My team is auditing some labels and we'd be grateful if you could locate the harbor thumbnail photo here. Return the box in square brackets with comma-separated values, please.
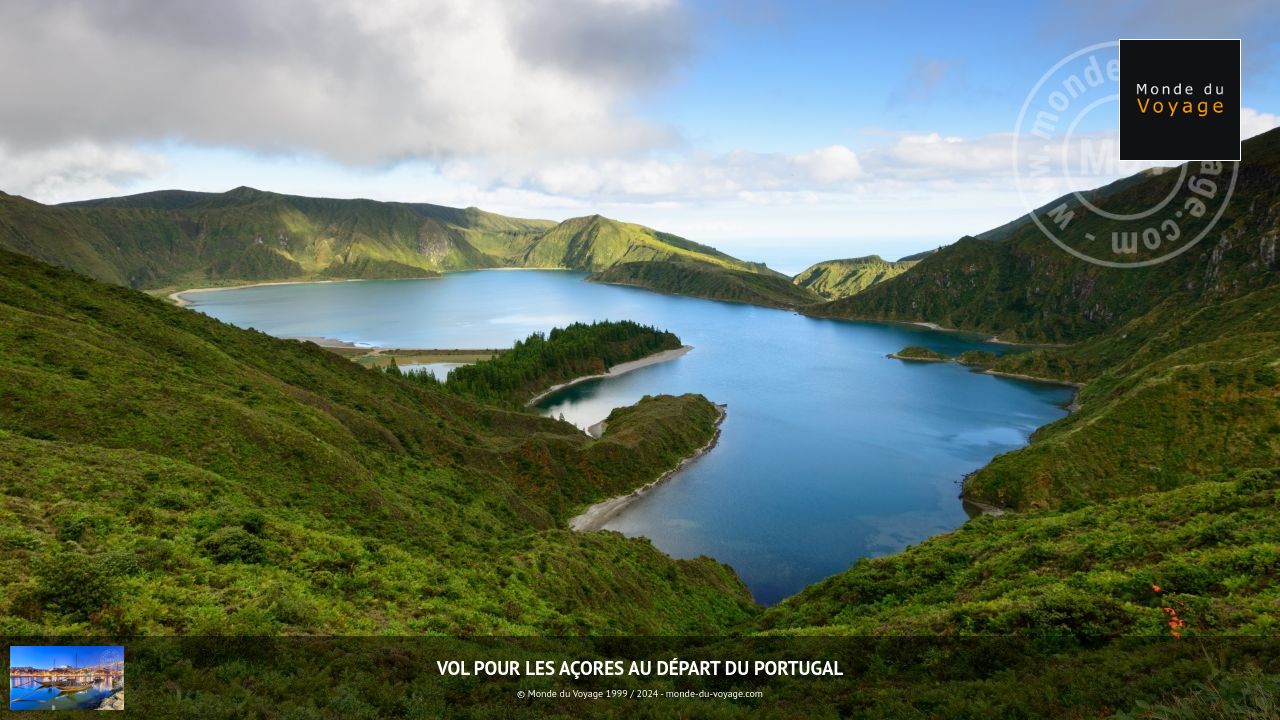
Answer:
[9, 645, 124, 711]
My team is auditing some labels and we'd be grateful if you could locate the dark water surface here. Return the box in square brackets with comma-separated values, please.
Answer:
[184, 272, 1072, 603]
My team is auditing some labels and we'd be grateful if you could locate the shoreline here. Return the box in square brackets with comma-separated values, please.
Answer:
[984, 369, 1082, 412]
[166, 275, 445, 308]
[526, 345, 694, 406]
[569, 404, 726, 532]
[168, 278, 370, 308]
[95, 687, 124, 711]
[886, 351, 949, 363]
[286, 335, 366, 349]
[586, 277, 801, 311]
[908, 320, 1056, 347]
[960, 494, 1008, 518]
[586, 420, 608, 439]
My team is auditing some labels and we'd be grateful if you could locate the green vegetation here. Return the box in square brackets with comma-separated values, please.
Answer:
[739, 129, 1280, 713]
[516, 214, 766, 273]
[414, 320, 681, 406]
[792, 255, 917, 300]
[590, 260, 819, 308]
[955, 349, 999, 368]
[0, 187, 771, 292]
[889, 345, 950, 362]
[0, 247, 754, 635]
[966, 284, 1279, 510]
[1, 128, 1277, 717]
[805, 129, 1280, 344]
[762, 467, 1280, 636]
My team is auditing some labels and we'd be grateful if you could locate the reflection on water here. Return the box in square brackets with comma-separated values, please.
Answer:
[9, 677, 121, 711]
[185, 271, 1074, 603]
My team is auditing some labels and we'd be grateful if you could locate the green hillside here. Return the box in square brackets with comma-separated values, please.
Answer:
[739, 135, 1280, 716]
[792, 255, 917, 300]
[0, 188, 775, 293]
[965, 284, 1280, 510]
[589, 260, 819, 308]
[762, 467, 1280, 636]
[805, 129, 1280, 344]
[516, 214, 765, 273]
[0, 247, 755, 635]
[433, 320, 682, 407]
[2, 135, 1277, 720]
[807, 129, 1280, 512]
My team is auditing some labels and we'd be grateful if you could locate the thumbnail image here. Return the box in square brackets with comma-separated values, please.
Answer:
[9, 645, 124, 711]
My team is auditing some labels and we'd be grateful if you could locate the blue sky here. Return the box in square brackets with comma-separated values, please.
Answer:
[10, 646, 123, 670]
[0, 0, 1277, 272]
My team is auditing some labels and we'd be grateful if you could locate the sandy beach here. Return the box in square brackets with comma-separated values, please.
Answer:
[167, 275, 447, 308]
[167, 279, 368, 308]
[569, 404, 725, 532]
[526, 345, 693, 406]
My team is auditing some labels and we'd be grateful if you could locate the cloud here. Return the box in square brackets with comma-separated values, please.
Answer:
[0, 0, 692, 166]
[1242, 107, 1280, 139]
[444, 144, 864, 202]
[0, 141, 168, 205]
[792, 146, 863, 183]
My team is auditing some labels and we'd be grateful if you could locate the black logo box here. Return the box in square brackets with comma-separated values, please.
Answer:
[1120, 39, 1241, 161]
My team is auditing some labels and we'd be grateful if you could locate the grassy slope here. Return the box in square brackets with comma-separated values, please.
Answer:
[805, 129, 1280, 344]
[0, 188, 783, 295]
[761, 135, 1280, 709]
[589, 260, 819, 308]
[0, 247, 755, 635]
[967, 286, 1280, 510]
[792, 255, 917, 300]
[519, 215, 764, 273]
[786, 129, 1280, 511]
[761, 467, 1280, 636]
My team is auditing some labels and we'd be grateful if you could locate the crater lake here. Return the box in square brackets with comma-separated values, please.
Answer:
[181, 271, 1073, 604]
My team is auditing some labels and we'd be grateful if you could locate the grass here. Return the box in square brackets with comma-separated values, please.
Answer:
[792, 255, 917, 300]
[3, 133, 1280, 714]
[806, 129, 1280, 343]
[0, 247, 755, 636]
[0, 187, 776, 294]
[590, 260, 819, 308]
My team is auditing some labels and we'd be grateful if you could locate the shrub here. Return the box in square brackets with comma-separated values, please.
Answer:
[34, 552, 118, 619]
[132, 538, 176, 571]
[200, 526, 266, 564]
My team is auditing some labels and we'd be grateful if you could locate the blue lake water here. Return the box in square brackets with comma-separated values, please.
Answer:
[183, 271, 1072, 604]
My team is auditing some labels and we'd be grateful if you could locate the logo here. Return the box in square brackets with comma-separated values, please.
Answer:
[1013, 41, 1238, 268]
[1120, 39, 1241, 161]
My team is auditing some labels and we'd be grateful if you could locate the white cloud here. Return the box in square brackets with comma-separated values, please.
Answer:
[0, 142, 168, 205]
[0, 0, 689, 166]
[1242, 108, 1280, 139]
[792, 146, 863, 183]
[443, 144, 866, 202]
